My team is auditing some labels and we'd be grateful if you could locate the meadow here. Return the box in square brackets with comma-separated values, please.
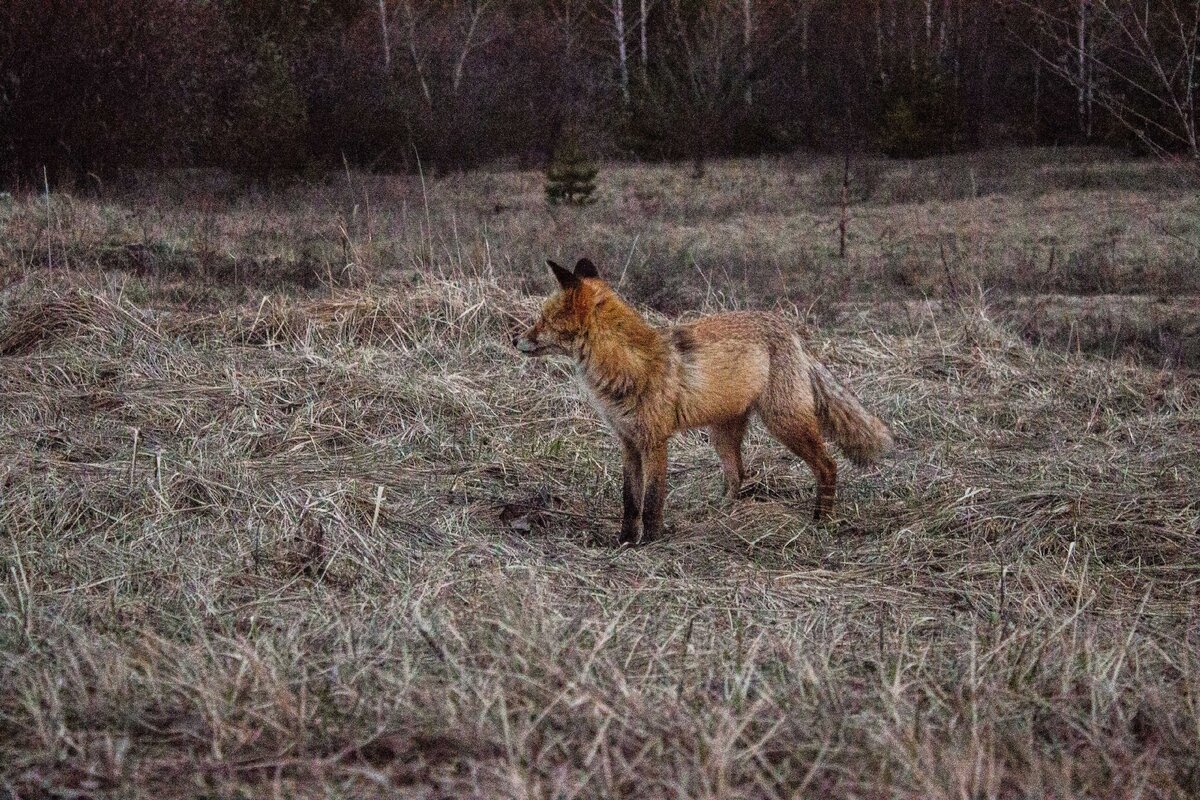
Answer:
[1, 148, 1198, 798]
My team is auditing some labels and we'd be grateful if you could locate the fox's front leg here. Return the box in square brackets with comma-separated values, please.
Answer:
[618, 438, 643, 546]
[640, 441, 669, 543]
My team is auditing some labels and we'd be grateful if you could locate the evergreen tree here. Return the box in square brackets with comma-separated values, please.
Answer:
[877, 59, 963, 159]
[545, 133, 598, 206]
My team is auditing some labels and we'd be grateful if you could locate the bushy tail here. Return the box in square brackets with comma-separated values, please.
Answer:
[808, 361, 894, 467]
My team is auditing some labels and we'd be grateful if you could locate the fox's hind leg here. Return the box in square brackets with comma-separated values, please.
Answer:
[640, 441, 669, 543]
[710, 416, 749, 501]
[760, 406, 837, 521]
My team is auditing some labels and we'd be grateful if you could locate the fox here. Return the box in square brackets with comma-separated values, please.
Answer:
[514, 257, 893, 546]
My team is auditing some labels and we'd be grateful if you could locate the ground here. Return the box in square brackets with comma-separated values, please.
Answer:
[0, 148, 1198, 798]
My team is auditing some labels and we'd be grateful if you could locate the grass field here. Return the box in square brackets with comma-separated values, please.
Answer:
[1, 148, 1198, 798]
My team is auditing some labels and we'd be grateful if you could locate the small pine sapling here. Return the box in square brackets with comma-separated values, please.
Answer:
[545, 133, 598, 206]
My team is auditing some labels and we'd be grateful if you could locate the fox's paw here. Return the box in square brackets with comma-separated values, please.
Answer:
[617, 527, 664, 548]
[617, 529, 641, 548]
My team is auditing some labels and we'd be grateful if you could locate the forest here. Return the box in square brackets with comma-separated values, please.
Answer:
[5, 0, 1200, 189]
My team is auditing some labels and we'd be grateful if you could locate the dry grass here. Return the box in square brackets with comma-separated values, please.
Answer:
[1, 150, 1199, 798]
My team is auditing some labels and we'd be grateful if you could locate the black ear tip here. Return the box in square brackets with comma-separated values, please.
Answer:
[547, 258, 578, 289]
[546, 259, 562, 270]
[574, 258, 599, 279]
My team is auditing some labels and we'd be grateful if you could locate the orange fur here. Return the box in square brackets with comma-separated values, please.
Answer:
[516, 259, 893, 544]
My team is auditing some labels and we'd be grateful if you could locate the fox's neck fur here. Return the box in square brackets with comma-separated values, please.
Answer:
[576, 292, 670, 408]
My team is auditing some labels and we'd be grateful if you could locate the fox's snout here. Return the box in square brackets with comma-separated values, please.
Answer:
[513, 328, 540, 355]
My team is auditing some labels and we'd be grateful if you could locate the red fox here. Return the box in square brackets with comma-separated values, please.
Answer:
[514, 258, 893, 545]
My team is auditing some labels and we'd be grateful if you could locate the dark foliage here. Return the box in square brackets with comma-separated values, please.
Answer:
[877, 60, 964, 158]
[1, 0, 1197, 189]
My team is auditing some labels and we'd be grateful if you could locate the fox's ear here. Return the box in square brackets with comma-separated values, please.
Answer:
[573, 258, 599, 279]
[547, 259, 579, 290]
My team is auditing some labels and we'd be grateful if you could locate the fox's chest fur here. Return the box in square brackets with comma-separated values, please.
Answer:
[573, 363, 619, 425]
[574, 351, 677, 442]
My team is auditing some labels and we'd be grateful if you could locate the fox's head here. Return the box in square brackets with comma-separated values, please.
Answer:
[513, 258, 603, 358]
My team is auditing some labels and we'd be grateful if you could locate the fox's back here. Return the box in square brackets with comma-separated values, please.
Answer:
[669, 311, 807, 428]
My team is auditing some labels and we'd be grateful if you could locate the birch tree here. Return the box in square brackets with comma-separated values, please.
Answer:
[799, 0, 810, 86]
[378, 0, 392, 72]
[608, 0, 631, 104]
[1016, 0, 1200, 157]
[396, 0, 501, 109]
[547, 0, 589, 62]
[1077, 0, 1093, 136]
[640, 0, 652, 72]
[743, 0, 753, 106]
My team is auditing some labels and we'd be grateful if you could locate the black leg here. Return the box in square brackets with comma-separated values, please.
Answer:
[640, 441, 669, 543]
[619, 439, 643, 545]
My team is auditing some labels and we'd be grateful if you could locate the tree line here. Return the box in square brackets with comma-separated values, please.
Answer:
[2, 0, 1198, 190]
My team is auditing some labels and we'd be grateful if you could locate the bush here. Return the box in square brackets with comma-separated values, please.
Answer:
[226, 39, 309, 182]
[877, 61, 963, 159]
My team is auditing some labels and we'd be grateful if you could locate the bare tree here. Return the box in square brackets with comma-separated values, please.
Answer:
[640, 0, 652, 72]
[547, 0, 589, 60]
[939, 0, 951, 55]
[875, 0, 887, 83]
[799, 0, 811, 86]
[1077, 0, 1093, 136]
[653, 0, 750, 175]
[638, 0, 805, 176]
[452, 0, 495, 96]
[544, 0, 596, 144]
[378, 0, 392, 72]
[397, 0, 501, 108]
[1015, 0, 1200, 158]
[608, 0, 631, 104]
[11, 0, 1200, 183]
[743, 0, 753, 106]
[399, 0, 433, 105]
